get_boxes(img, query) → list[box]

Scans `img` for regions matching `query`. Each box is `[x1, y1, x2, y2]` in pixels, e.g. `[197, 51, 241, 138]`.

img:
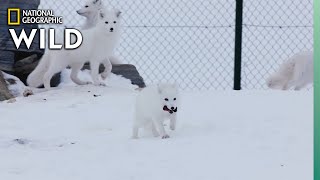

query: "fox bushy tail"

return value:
[27, 52, 51, 87]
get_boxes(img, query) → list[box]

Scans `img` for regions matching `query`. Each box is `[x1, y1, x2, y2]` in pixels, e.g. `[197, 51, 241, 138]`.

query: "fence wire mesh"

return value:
[38, 0, 313, 90]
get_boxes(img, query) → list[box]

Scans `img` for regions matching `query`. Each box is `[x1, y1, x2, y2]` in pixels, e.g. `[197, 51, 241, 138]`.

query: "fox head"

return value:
[157, 83, 179, 114]
[76, 0, 103, 17]
[96, 9, 122, 34]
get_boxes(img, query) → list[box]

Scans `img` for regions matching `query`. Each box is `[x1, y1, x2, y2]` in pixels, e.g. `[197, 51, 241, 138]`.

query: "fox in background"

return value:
[27, 8, 122, 89]
[266, 51, 313, 90]
[76, 0, 123, 65]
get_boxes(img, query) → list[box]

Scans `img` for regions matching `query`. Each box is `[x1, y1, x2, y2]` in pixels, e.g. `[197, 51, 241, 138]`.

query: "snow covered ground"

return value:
[0, 80, 313, 180]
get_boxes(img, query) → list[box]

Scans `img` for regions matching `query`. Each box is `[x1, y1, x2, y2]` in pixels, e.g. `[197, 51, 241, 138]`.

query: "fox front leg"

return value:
[90, 61, 106, 86]
[294, 82, 308, 91]
[101, 58, 112, 80]
[282, 84, 289, 90]
[153, 118, 169, 139]
[132, 126, 139, 139]
[282, 80, 291, 90]
[170, 114, 177, 131]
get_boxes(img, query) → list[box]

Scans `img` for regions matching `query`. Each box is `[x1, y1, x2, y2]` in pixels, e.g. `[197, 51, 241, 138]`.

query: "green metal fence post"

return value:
[234, 0, 243, 90]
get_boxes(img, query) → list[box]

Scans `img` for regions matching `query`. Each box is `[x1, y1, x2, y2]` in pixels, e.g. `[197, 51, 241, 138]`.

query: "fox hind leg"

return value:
[43, 62, 65, 89]
[90, 61, 106, 86]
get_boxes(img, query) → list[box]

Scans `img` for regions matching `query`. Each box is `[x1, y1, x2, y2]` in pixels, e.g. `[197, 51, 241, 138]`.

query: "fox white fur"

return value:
[76, 0, 122, 65]
[27, 9, 122, 89]
[266, 51, 313, 90]
[133, 84, 179, 139]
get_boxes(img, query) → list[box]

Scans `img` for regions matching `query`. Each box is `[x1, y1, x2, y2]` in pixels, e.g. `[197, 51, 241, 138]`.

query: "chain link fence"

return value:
[38, 0, 313, 90]
[242, 0, 313, 89]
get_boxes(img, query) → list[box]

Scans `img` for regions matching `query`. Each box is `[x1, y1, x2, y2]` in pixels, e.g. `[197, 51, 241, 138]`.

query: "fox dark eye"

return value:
[173, 98, 176, 101]
[85, 5, 89, 8]
[114, 21, 117, 23]
[105, 21, 108, 24]
[164, 98, 168, 101]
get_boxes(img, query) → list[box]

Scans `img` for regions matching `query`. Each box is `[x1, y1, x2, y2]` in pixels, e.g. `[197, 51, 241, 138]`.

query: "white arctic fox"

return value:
[27, 9, 122, 89]
[266, 51, 313, 90]
[76, 0, 122, 65]
[133, 84, 179, 139]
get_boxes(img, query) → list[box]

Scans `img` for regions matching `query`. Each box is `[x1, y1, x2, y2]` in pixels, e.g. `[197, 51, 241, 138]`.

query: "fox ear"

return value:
[115, 10, 122, 18]
[93, 0, 100, 5]
[99, 11, 104, 18]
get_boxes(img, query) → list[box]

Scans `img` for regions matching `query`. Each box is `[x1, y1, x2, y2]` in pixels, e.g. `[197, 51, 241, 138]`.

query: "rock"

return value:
[14, 55, 145, 88]
[83, 63, 146, 88]
[112, 64, 146, 88]
[14, 54, 39, 70]
[0, 51, 15, 72]
[0, 71, 14, 101]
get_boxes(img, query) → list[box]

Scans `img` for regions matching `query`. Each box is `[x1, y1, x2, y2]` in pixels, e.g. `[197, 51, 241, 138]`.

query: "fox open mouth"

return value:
[163, 105, 177, 114]
[76, 11, 86, 16]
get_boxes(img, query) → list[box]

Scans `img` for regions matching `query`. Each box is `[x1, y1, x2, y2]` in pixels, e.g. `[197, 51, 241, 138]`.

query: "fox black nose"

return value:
[171, 107, 175, 110]
[110, 28, 113, 31]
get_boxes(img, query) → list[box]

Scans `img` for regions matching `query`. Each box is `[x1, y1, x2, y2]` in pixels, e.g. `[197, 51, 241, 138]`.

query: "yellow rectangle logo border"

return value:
[8, 8, 21, 25]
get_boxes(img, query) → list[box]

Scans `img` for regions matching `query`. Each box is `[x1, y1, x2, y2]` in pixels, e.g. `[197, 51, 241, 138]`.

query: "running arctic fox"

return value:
[266, 51, 313, 90]
[27, 9, 122, 89]
[133, 84, 179, 139]
[76, 0, 122, 65]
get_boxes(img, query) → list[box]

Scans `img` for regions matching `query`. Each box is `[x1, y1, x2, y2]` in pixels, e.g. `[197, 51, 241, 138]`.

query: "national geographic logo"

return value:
[7, 8, 82, 50]
[8, 8, 63, 25]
